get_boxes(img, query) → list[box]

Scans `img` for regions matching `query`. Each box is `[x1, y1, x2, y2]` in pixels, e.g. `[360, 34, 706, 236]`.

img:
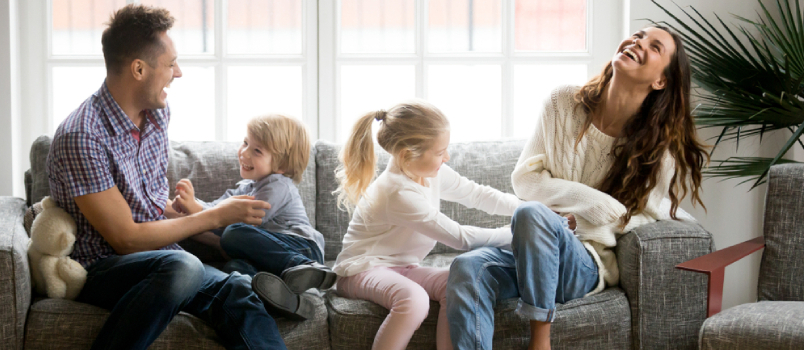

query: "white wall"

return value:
[0, 0, 19, 198]
[630, 0, 782, 310]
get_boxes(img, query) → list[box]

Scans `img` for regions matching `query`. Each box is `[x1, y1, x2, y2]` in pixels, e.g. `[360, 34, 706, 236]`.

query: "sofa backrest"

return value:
[758, 163, 804, 302]
[314, 139, 524, 261]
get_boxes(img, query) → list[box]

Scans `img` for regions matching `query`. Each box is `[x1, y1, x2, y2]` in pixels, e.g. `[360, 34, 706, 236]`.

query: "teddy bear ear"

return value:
[41, 197, 55, 210]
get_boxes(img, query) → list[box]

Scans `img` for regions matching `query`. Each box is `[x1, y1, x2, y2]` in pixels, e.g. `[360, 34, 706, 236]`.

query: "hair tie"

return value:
[374, 110, 387, 122]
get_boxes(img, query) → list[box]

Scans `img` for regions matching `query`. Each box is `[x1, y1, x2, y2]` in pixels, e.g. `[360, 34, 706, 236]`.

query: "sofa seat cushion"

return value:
[700, 301, 804, 350]
[325, 253, 631, 350]
[24, 293, 331, 350]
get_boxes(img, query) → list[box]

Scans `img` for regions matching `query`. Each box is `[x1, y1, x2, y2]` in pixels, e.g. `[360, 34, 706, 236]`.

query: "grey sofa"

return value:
[1, 136, 715, 350]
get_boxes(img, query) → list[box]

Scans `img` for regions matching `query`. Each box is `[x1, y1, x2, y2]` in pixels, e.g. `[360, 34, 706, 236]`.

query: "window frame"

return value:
[318, 0, 621, 142]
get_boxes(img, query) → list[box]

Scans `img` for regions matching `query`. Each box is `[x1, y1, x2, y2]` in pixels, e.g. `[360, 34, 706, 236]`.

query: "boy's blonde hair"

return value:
[334, 99, 450, 211]
[247, 114, 311, 184]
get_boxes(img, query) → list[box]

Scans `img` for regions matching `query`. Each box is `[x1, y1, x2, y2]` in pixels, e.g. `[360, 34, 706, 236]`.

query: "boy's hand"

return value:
[174, 178, 203, 214]
[164, 198, 186, 219]
[213, 195, 271, 227]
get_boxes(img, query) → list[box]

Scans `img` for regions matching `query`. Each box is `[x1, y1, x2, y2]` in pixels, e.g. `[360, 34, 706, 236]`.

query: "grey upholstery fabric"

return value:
[326, 253, 631, 350]
[314, 139, 524, 261]
[0, 197, 31, 350]
[617, 220, 714, 350]
[27, 136, 52, 206]
[700, 301, 804, 350]
[758, 164, 804, 302]
[24, 295, 331, 350]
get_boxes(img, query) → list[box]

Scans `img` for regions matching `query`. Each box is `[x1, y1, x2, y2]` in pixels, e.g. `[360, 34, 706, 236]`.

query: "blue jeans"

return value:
[77, 250, 287, 350]
[220, 223, 323, 277]
[446, 201, 600, 350]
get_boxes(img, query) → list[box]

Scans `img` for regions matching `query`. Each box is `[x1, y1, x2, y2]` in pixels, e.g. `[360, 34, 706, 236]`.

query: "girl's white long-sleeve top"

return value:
[333, 160, 524, 277]
[511, 85, 693, 295]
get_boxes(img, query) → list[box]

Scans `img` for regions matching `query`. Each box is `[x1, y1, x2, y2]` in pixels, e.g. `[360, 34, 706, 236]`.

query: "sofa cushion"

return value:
[24, 293, 331, 350]
[314, 139, 525, 261]
[27, 136, 51, 206]
[758, 164, 804, 302]
[699, 301, 804, 350]
[325, 253, 631, 350]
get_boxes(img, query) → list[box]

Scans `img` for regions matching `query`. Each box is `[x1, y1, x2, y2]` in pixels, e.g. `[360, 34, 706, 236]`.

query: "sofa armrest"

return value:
[616, 220, 714, 350]
[0, 197, 30, 350]
[676, 236, 765, 318]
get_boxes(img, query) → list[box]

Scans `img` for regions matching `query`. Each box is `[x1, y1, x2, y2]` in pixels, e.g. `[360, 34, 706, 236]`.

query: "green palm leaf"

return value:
[651, 0, 804, 188]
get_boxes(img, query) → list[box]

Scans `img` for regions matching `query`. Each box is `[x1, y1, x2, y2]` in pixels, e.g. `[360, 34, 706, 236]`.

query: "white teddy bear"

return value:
[28, 196, 87, 300]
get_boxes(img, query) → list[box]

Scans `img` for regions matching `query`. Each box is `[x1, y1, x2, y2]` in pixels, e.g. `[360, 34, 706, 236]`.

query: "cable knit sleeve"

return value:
[511, 88, 627, 226]
[439, 164, 523, 216]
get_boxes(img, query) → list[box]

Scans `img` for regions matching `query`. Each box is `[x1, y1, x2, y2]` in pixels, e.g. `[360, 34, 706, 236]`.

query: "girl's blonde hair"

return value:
[334, 99, 450, 210]
[247, 114, 311, 184]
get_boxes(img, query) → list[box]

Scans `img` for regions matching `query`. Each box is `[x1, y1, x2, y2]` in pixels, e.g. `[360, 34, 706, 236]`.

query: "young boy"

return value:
[173, 114, 335, 320]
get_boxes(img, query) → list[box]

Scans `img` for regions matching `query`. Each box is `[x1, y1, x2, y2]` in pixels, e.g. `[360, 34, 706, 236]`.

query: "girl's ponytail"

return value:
[334, 110, 387, 210]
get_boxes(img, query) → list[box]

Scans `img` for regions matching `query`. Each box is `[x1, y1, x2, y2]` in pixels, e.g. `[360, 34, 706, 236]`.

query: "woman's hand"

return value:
[565, 214, 577, 231]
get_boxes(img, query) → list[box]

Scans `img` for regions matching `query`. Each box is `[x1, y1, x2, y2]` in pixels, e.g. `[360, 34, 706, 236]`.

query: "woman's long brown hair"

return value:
[575, 26, 709, 224]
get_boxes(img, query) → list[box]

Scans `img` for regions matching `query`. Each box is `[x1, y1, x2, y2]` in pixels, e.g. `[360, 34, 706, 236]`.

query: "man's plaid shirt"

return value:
[47, 82, 182, 268]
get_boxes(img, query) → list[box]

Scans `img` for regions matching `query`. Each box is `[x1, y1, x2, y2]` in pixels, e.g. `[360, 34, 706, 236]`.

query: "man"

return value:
[47, 5, 288, 349]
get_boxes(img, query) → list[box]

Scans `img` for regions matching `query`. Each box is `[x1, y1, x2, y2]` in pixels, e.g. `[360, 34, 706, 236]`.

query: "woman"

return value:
[445, 26, 707, 350]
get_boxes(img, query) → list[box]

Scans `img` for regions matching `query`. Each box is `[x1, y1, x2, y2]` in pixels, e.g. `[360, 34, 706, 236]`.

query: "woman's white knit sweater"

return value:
[511, 85, 690, 295]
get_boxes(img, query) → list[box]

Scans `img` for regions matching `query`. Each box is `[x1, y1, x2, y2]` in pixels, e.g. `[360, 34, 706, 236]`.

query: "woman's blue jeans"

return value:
[77, 250, 287, 350]
[219, 223, 323, 277]
[446, 201, 600, 350]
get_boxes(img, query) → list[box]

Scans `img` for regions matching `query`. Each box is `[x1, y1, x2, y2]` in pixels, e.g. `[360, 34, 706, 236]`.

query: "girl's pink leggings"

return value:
[336, 265, 452, 350]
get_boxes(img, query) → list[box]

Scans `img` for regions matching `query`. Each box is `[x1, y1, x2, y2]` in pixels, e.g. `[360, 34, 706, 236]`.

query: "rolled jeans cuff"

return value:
[515, 299, 556, 322]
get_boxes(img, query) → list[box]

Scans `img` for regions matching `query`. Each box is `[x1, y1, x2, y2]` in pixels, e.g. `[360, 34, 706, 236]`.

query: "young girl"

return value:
[332, 100, 523, 350]
[446, 26, 708, 350]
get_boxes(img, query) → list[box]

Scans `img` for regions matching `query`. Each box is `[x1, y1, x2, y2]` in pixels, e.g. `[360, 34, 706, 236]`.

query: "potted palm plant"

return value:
[652, 0, 804, 188]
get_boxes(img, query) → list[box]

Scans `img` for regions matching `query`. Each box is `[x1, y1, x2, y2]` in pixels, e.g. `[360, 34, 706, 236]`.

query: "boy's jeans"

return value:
[446, 201, 600, 350]
[77, 250, 286, 350]
[220, 223, 323, 276]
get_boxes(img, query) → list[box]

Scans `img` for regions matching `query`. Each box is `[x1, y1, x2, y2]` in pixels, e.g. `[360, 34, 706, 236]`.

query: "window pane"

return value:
[141, 0, 214, 54]
[340, 0, 415, 54]
[515, 0, 586, 52]
[428, 0, 501, 53]
[227, 0, 302, 55]
[227, 66, 303, 141]
[513, 64, 586, 139]
[339, 65, 415, 142]
[165, 66, 215, 141]
[52, 0, 126, 55]
[427, 65, 501, 142]
[52, 66, 107, 128]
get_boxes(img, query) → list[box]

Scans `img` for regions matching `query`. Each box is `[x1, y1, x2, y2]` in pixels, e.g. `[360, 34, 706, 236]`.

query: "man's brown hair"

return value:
[102, 4, 175, 74]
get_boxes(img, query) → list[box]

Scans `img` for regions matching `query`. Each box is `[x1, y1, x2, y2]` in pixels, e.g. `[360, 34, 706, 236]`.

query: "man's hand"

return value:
[211, 195, 271, 227]
[174, 179, 203, 214]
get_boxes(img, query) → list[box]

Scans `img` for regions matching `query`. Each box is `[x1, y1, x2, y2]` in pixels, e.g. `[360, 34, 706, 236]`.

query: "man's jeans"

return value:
[219, 223, 324, 277]
[446, 201, 600, 350]
[77, 250, 287, 350]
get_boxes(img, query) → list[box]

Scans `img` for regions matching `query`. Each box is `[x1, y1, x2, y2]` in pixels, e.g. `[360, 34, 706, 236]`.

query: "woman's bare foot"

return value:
[528, 320, 551, 350]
